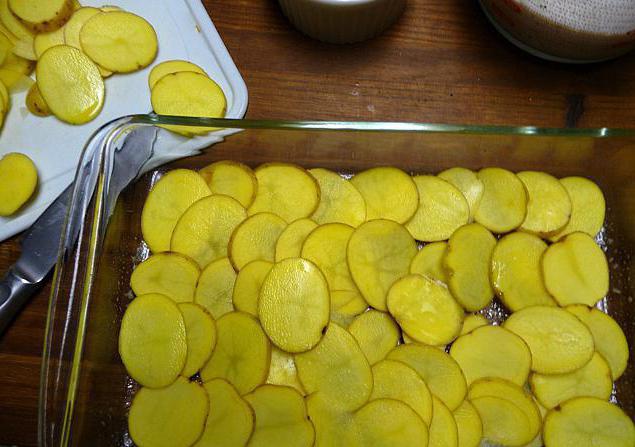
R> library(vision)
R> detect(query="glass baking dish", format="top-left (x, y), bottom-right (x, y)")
top-left (39, 116), bottom-right (635, 446)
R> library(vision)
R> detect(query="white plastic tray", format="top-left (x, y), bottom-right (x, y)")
top-left (0, 0), bottom-right (248, 241)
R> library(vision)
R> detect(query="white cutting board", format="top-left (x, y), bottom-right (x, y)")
top-left (0, 0), bottom-right (248, 241)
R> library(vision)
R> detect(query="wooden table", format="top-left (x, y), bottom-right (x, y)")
top-left (1, 1), bottom-right (634, 445)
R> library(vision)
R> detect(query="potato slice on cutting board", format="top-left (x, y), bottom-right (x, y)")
top-left (194, 257), bottom-right (236, 319)
top-left (517, 171), bottom-right (572, 236)
top-left (549, 176), bottom-right (606, 241)
top-left (228, 212), bottom-right (287, 270)
top-left (129, 377), bottom-right (208, 447)
top-left (0, 152), bottom-right (37, 216)
top-left (355, 399), bottom-right (429, 447)
top-left (329, 290), bottom-right (368, 328)
top-left (33, 26), bottom-right (65, 59)
top-left (453, 400), bottom-right (482, 447)
top-left (199, 160), bottom-right (258, 209)
top-left (306, 395), bottom-right (361, 447)
top-left (25, 82), bottom-right (50, 116)
top-left (474, 167), bottom-right (527, 233)
top-left (130, 252), bottom-right (200, 303)
top-left (149, 59), bottom-right (207, 89)
top-left (428, 396), bottom-right (459, 447)
top-left (232, 260), bottom-right (273, 316)
top-left (471, 396), bottom-right (533, 447)
top-left (8, 0), bottom-right (73, 33)
top-left (275, 218), bottom-right (318, 261)
top-left (438, 167), bottom-right (484, 222)
top-left (309, 168), bottom-right (366, 227)
top-left (178, 303), bottom-right (216, 378)
top-left (266, 347), bottom-right (305, 395)
top-left (459, 314), bottom-right (488, 336)
top-left (409, 241), bottom-right (448, 284)
top-left (348, 310), bottom-right (400, 366)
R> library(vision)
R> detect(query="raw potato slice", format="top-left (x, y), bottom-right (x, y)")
top-left (450, 325), bottom-right (531, 386)
top-left (80, 11), bottom-right (157, 72)
top-left (200, 312), bottom-right (271, 395)
top-left (370, 359), bottom-right (433, 425)
top-left (129, 377), bottom-right (208, 447)
top-left (405, 175), bottom-right (470, 242)
top-left (438, 167), bottom-right (484, 221)
top-left (267, 347), bottom-right (305, 394)
top-left (62, 6), bottom-right (111, 77)
top-left (258, 258), bottom-right (330, 353)
top-left (445, 223), bottom-right (496, 311)
top-left (194, 257), bottom-right (236, 319)
top-left (33, 26), bottom-right (65, 59)
top-left (36, 45), bottom-right (104, 124)
top-left (453, 400), bottom-right (482, 447)
top-left (543, 397), bottom-right (635, 447)
top-left (199, 161), bottom-right (258, 209)
top-left (309, 168), bottom-right (366, 227)
top-left (491, 232), bottom-right (556, 311)
top-left (0, 78), bottom-right (9, 108)
top-left (387, 274), bottom-right (463, 346)
top-left (429, 396), bottom-right (459, 447)
top-left (348, 311), bottom-right (400, 365)
top-left (130, 252), bottom-right (200, 303)
top-left (10, 37), bottom-right (36, 61)
top-left (275, 218), bottom-right (318, 261)
top-left (244, 385), bottom-right (315, 447)
top-left (387, 344), bottom-right (467, 411)
top-left (517, 171), bottom-right (572, 236)
top-left (141, 169), bottom-right (210, 253)
top-left (178, 303), bottom-right (216, 378)
top-left (350, 167), bottom-right (419, 223)
top-left (306, 395), bottom-right (361, 447)
top-left (232, 260), bottom-right (273, 316)
top-left (0, 0), bottom-right (33, 42)
top-left (542, 232), bottom-right (609, 306)
top-left (0, 59), bottom-right (35, 90)
top-left (149, 59), bottom-right (207, 89)
top-left (550, 176), bottom-right (606, 241)
top-left (356, 399), bottom-right (429, 447)
top-left (228, 212), bottom-right (287, 270)
top-left (474, 167), bottom-right (527, 233)
top-left (118, 294), bottom-right (187, 388)
top-left (248, 163), bottom-right (320, 222)
top-left (347, 219), bottom-right (417, 311)
top-left (471, 396), bottom-right (533, 447)
top-left (195, 379), bottom-right (254, 447)
top-left (409, 241), bottom-right (449, 283)
top-left (295, 323), bottom-right (372, 411)
top-left (566, 305), bottom-right (629, 380)
top-left (459, 314), bottom-right (488, 336)
top-left (503, 305), bottom-right (594, 374)
top-left (0, 152), bottom-right (37, 216)
top-left (530, 352), bottom-right (613, 409)
top-left (330, 290), bottom-right (368, 328)
top-left (25, 83), bottom-right (50, 116)
top-left (8, 0), bottom-right (72, 33)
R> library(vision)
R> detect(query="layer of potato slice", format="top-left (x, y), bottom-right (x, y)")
top-left (232, 260), bottom-right (273, 316)
top-left (438, 167), bottom-right (484, 222)
top-left (306, 395), bottom-right (361, 447)
top-left (409, 241), bottom-right (448, 283)
top-left (62, 6), bottom-right (111, 77)
top-left (549, 176), bottom-right (606, 241)
top-left (347, 219), bottom-right (417, 311)
top-left (309, 168), bottom-right (366, 227)
top-left (0, 152), bottom-right (37, 216)
top-left (445, 223), bottom-right (496, 312)
top-left (149, 59), bottom-right (207, 89)
top-left (504, 305), bottom-right (594, 374)
top-left (228, 212), bottom-right (287, 270)
top-left (275, 218), bottom-right (318, 261)
top-left (199, 160), bottom-right (258, 209)
top-left (459, 314), bottom-right (488, 336)
top-left (266, 347), bottom-right (305, 395)
top-left (8, 0), bottom-right (73, 33)
top-left (348, 310), bottom-right (400, 365)
top-left (0, 78), bottom-right (9, 108)
top-left (244, 385), bottom-right (315, 447)
top-left (0, 0), bottom-right (34, 43)
top-left (453, 400), bottom-right (482, 447)
top-left (25, 83), bottom-right (50, 116)
top-left (471, 396), bottom-right (532, 447)
top-left (517, 171), bottom-right (572, 236)
top-left (178, 303), bottom-right (216, 378)
top-left (474, 167), bottom-right (527, 233)
top-left (0, 57), bottom-right (35, 90)
top-left (201, 311), bottom-right (271, 395)
top-left (119, 293), bottom-right (186, 388)
top-left (355, 398), bottom-right (429, 447)
top-left (429, 396), bottom-right (459, 447)
top-left (194, 257), bottom-right (236, 319)
top-left (130, 252), bottom-right (200, 303)
top-left (129, 377), bottom-right (208, 447)
top-left (542, 232), bottom-right (609, 307)
top-left (33, 26), bottom-right (65, 59)
top-left (450, 325), bottom-right (531, 386)
top-left (329, 290), bottom-right (368, 328)
top-left (405, 175), bottom-right (470, 242)
top-left (350, 166), bottom-right (419, 223)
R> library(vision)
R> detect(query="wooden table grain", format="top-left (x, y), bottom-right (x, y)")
top-left (1, 1), bottom-right (634, 445)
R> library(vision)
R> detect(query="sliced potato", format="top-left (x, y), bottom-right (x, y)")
top-left (178, 303), bottom-right (216, 378)
top-left (232, 260), bottom-right (273, 316)
top-left (410, 241), bottom-right (448, 283)
top-left (119, 293), bottom-right (187, 388)
top-left (474, 167), bottom-right (527, 233)
top-left (517, 171), bottom-right (572, 236)
top-left (199, 160), bottom-right (258, 209)
top-left (275, 218), bottom-right (318, 262)
top-left (25, 82), bottom-right (50, 116)
top-left (0, 0), bottom-right (34, 43)
top-left (306, 395), bottom-right (360, 447)
top-left (0, 152), bottom-right (37, 216)
top-left (8, 0), bottom-right (73, 33)
top-left (10, 37), bottom-right (36, 61)
top-left (194, 257), bottom-right (236, 319)
top-left (149, 59), bottom-right (207, 89)
top-left (350, 167), bottom-right (419, 223)
top-left (0, 61), bottom-right (35, 90)
top-left (428, 396), bottom-right (459, 447)
top-left (266, 347), bottom-right (305, 395)
top-left (453, 400), bottom-right (482, 447)
top-left (33, 26), bottom-right (65, 59)
top-left (228, 212), bottom-right (287, 270)
top-left (438, 167), bottom-right (484, 222)
top-left (471, 396), bottom-right (533, 446)
top-left (0, 78), bottom-right (9, 108)
top-left (309, 168), bottom-right (366, 227)
top-left (130, 252), bottom-right (200, 303)
top-left (356, 399), bottom-right (429, 447)
top-left (459, 313), bottom-right (488, 336)
top-left (62, 6), bottom-right (111, 77)
top-left (549, 176), bottom-right (606, 241)
top-left (329, 290), bottom-right (368, 328)
top-left (348, 310), bottom-right (400, 365)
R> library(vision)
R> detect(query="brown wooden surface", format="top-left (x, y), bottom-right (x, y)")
top-left (1, 1), bottom-right (635, 445)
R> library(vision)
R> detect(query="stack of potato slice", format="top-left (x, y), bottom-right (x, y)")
top-left (121, 162), bottom-right (634, 447)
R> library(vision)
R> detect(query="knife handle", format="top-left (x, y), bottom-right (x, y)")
top-left (0, 269), bottom-right (38, 336)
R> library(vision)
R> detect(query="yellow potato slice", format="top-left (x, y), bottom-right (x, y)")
top-left (347, 219), bottom-right (417, 311)
top-left (450, 325), bottom-right (531, 386)
top-left (306, 395), bottom-right (360, 447)
top-left (566, 304), bottom-right (629, 380)
top-left (25, 83), bottom-right (50, 116)
top-left (194, 257), bottom-right (236, 319)
top-left (178, 303), bottom-right (216, 378)
top-left (471, 396), bottom-right (533, 447)
top-left (429, 396), bottom-right (459, 447)
top-left (517, 171), bottom-right (572, 236)
top-left (62, 6), bottom-right (111, 77)
top-left (543, 397), bottom-right (635, 447)
top-left (459, 314), bottom-right (488, 336)
top-left (295, 323), bottom-right (372, 411)
top-left (453, 400), bottom-right (482, 447)
top-left (130, 252), bottom-right (200, 303)
top-left (0, 0), bottom-right (34, 43)
top-left (248, 163), bottom-right (320, 222)
top-left (228, 212), bottom-right (287, 270)
top-left (387, 344), bottom-right (467, 411)
top-left (0, 61), bottom-right (35, 90)
top-left (8, 0), bottom-right (72, 33)
top-left (445, 223), bottom-right (496, 312)
top-left (405, 175), bottom-right (470, 242)
top-left (171, 195), bottom-right (246, 269)
top-left (195, 379), bottom-right (254, 447)
top-left (0, 152), bottom-right (37, 216)
top-left (33, 26), bottom-right (65, 59)
top-left (350, 167), bottom-right (419, 223)
top-left (355, 398), bottom-right (429, 447)
top-left (244, 385), bottom-right (315, 447)
top-left (199, 160), bottom-right (258, 209)
top-left (348, 310), bottom-right (400, 365)
top-left (259, 258), bottom-right (330, 353)
top-left (232, 260), bottom-right (273, 316)
top-left (504, 305), bottom-right (594, 374)
top-left (329, 290), bottom-right (368, 328)
top-left (266, 347), bottom-right (305, 394)
top-left (309, 168), bottom-right (366, 227)
top-left (474, 167), bottom-right (527, 233)
top-left (119, 293), bottom-right (186, 388)
top-left (542, 232), bottom-right (609, 307)
top-left (491, 231), bottom-right (556, 311)
top-left (409, 241), bottom-right (449, 284)
top-left (549, 176), bottom-right (606, 241)
top-left (129, 377), bottom-right (208, 447)
top-left (10, 37), bottom-right (36, 62)
top-left (530, 352), bottom-right (612, 410)
top-left (141, 169), bottom-right (210, 253)
top-left (149, 59), bottom-right (207, 89)
top-left (387, 274), bottom-right (463, 346)
top-left (36, 44), bottom-right (104, 124)
top-left (370, 359), bottom-right (433, 425)
top-left (0, 78), bottom-right (9, 108)
top-left (275, 218), bottom-right (318, 262)
top-left (200, 311), bottom-right (271, 395)
top-left (438, 167), bottom-right (484, 222)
